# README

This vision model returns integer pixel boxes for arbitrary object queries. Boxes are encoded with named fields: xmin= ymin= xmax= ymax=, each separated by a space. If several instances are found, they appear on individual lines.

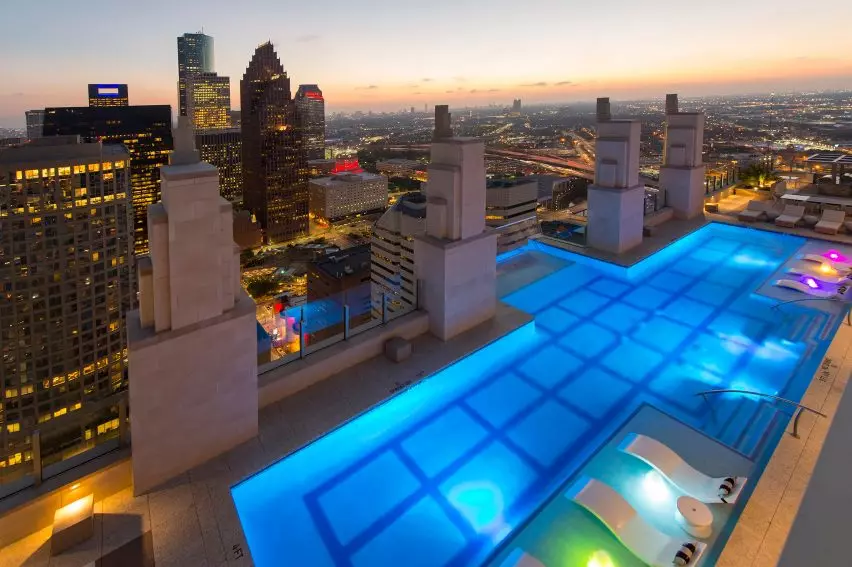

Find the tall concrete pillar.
xmin=586 ymin=98 xmax=645 ymax=254
xmin=128 ymin=117 xmax=258 ymax=495
xmin=660 ymin=93 xmax=707 ymax=219
xmin=414 ymin=106 xmax=497 ymax=340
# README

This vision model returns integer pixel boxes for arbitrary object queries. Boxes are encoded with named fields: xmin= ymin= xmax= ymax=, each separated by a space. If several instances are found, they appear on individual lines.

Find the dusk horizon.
xmin=2 ymin=0 xmax=851 ymax=128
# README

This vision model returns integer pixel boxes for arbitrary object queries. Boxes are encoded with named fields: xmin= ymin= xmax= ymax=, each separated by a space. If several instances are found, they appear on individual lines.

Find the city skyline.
xmin=2 ymin=0 xmax=852 ymax=127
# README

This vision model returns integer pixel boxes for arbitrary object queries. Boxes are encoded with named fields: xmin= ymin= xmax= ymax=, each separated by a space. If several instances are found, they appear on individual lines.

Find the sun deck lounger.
xmin=774 ymin=278 xmax=840 ymax=299
xmin=801 ymin=254 xmax=852 ymax=272
xmin=765 ymin=202 xmax=784 ymax=221
xmin=737 ymin=200 xmax=769 ymax=222
xmin=814 ymin=209 xmax=846 ymax=235
xmin=786 ymin=264 xmax=849 ymax=285
xmin=566 ymin=477 xmax=706 ymax=567
xmin=497 ymin=549 xmax=546 ymax=567
xmin=775 ymin=205 xmax=805 ymax=228
xmin=619 ymin=433 xmax=748 ymax=504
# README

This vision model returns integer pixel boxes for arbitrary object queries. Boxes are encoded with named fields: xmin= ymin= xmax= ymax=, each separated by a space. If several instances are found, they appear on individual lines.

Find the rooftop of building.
xmin=486 ymin=178 xmax=538 ymax=189
xmin=0 ymin=137 xmax=129 ymax=165
xmin=312 ymin=243 xmax=371 ymax=279
xmin=310 ymin=170 xmax=385 ymax=186
xmin=806 ymin=151 xmax=852 ymax=165
xmin=392 ymin=191 xmax=427 ymax=218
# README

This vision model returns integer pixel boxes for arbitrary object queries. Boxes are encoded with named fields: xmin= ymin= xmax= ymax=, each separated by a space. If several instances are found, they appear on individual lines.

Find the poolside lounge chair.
xmin=775 ymin=205 xmax=805 ymax=227
xmin=566 ymin=477 xmax=706 ymax=567
xmin=619 ymin=433 xmax=748 ymax=504
xmin=814 ymin=210 xmax=846 ymax=235
xmin=773 ymin=279 xmax=844 ymax=299
xmin=765 ymin=201 xmax=785 ymax=221
xmin=801 ymin=254 xmax=852 ymax=272
xmin=497 ymin=549 xmax=546 ymax=567
xmin=737 ymin=200 xmax=769 ymax=222
xmin=787 ymin=264 xmax=849 ymax=285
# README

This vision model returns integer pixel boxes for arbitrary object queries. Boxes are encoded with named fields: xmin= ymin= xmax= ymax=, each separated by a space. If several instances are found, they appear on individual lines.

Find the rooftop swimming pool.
xmin=232 ymin=223 xmax=847 ymax=567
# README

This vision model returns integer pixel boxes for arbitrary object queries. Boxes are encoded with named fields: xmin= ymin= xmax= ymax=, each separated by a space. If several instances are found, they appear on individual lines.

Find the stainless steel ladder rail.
xmin=696 ymin=389 xmax=827 ymax=438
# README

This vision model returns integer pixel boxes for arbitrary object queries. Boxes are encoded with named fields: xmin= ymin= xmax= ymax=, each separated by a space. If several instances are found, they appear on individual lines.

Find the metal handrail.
xmin=697 ymin=388 xmax=826 ymax=438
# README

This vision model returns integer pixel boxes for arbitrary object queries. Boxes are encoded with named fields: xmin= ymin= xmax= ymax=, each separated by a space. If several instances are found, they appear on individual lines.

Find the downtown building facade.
xmin=196 ymin=128 xmax=243 ymax=206
xmin=485 ymin=178 xmax=539 ymax=253
xmin=187 ymin=72 xmax=230 ymax=130
xmin=0 ymin=137 xmax=134 ymax=490
xmin=42 ymin=105 xmax=173 ymax=255
xmin=88 ymin=84 xmax=129 ymax=107
xmin=295 ymin=85 xmax=325 ymax=160
xmin=25 ymin=110 xmax=44 ymax=140
xmin=370 ymin=192 xmax=426 ymax=318
xmin=309 ymin=171 xmax=387 ymax=223
xmin=177 ymin=32 xmax=214 ymax=118
xmin=241 ymin=42 xmax=309 ymax=244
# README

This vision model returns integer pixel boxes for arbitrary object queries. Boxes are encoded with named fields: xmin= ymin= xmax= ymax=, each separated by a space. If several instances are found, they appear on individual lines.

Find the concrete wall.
xmin=128 ymin=292 xmax=258 ymax=495
xmin=258 ymin=311 xmax=430 ymax=406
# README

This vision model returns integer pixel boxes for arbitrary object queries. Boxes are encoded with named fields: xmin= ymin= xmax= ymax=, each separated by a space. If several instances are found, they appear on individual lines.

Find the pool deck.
xmin=0 ymin=303 xmax=532 ymax=567
xmin=716 ymin=318 xmax=852 ymax=567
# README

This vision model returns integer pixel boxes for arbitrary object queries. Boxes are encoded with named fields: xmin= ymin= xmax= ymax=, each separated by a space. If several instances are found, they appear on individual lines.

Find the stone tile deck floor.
xmin=0 ymin=304 xmax=532 ymax=567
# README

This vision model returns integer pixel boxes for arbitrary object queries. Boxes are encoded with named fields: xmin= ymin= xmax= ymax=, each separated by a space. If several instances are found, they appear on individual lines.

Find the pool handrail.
xmin=696 ymin=389 xmax=826 ymax=438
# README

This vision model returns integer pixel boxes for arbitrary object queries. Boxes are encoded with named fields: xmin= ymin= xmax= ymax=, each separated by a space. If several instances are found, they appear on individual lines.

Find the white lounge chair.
xmin=773 ymin=278 xmax=842 ymax=299
xmin=566 ymin=477 xmax=706 ymax=567
xmin=619 ymin=433 xmax=748 ymax=504
xmin=814 ymin=210 xmax=846 ymax=235
xmin=802 ymin=253 xmax=852 ymax=272
xmin=775 ymin=205 xmax=805 ymax=227
xmin=497 ymin=549 xmax=546 ymax=567
xmin=737 ymin=200 xmax=769 ymax=222
xmin=786 ymin=264 xmax=849 ymax=285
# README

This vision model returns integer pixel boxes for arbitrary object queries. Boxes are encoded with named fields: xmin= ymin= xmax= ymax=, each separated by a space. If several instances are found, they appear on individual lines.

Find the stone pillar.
xmin=660 ymin=93 xmax=707 ymax=219
xmin=586 ymin=98 xmax=645 ymax=254
xmin=128 ymin=117 xmax=257 ymax=495
xmin=414 ymin=106 xmax=497 ymax=341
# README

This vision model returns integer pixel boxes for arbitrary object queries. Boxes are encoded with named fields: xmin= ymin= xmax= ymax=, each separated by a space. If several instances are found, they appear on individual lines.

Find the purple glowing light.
xmin=824 ymin=250 xmax=847 ymax=262
xmin=804 ymin=277 xmax=819 ymax=289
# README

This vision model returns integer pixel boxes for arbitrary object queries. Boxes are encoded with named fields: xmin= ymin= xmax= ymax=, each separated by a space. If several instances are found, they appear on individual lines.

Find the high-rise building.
xmin=295 ymin=85 xmax=325 ymax=160
xmin=511 ymin=99 xmax=522 ymax=114
xmin=371 ymin=192 xmax=426 ymax=317
xmin=241 ymin=42 xmax=309 ymax=244
xmin=187 ymin=73 xmax=231 ymax=130
xmin=88 ymin=84 xmax=129 ymax=107
xmin=309 ymin=171 xmax=388 ymax=224
xmin=485 ymin=178 xmax=539 ymax=253
xmin=25 ymin=110 xmax=44 ymax=140
xmin=177 ymin=32 xmax=214 ymax=117
xmin=43 ymin=105 xmax=173 ymax=255
xmin=0 ymin=137 xmax=134 ymax=484
xmin=196 ymin=127 xmax=243 ymax=205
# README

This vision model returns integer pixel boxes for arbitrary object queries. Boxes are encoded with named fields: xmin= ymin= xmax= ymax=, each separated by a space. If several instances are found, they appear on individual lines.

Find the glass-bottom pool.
xmin=232 ymin=223 xmax=846 ymax=567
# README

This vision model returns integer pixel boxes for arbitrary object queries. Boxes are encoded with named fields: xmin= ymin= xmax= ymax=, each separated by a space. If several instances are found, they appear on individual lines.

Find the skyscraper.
xmin=43 ymin=105 xmax=173 ymax=255
xmin=196 ymin=127 xmax=243 ymax=205
xmin=177 ymin=32 xmax=214 ymax=117
xmin=0 ymin=137 xmax=134 ymax=485
xmin=295 ymin=85 xmax=325 ymax=160
xmin=241 ymin=42 xmax=309 ymax=244
xmin=187 ymin=72 xmax=231 ymax=130
xmin=88 ymin=84 xmax=129 ymax=107
xmin=25 ymin=110 xmax=44 ymax=140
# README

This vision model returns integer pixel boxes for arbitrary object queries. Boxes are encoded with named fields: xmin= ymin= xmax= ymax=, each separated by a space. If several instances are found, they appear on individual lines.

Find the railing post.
xmin=343 ymin=305 xmax=350 ymax=340
xmin=382 ymin=293 xmax=389 ymax=325
xmin=32 ymin=430 xmax=42 ymax=487
xmin=791 ymin=407 xmax=802 ymax=438
xmin=299 ymin=307 xmax=306 ymax=358
xmin=118 ymin=396 xmax=128 ymax=447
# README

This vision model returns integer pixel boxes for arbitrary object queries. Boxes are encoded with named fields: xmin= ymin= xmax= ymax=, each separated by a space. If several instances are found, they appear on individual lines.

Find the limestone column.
xmin=586 ymin=98 xmax=645 ymax=254
xmin=659 ymin=94 xmax=707 ymax=219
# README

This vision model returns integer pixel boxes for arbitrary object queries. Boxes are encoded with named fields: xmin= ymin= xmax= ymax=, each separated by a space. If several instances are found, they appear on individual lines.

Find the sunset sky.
xmin=2 ymin=0 xmax=851 ymax=128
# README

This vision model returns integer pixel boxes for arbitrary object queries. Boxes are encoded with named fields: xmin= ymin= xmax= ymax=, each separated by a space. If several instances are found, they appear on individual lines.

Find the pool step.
xmin=700 ymin=397 xmax=782 ymax=460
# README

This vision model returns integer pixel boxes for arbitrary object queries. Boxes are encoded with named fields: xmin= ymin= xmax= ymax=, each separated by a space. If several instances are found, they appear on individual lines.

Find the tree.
xmin=739 ymin=163 xmax=778 ymax=188
xmin=246 ymin=277 xmax=278 ymax=299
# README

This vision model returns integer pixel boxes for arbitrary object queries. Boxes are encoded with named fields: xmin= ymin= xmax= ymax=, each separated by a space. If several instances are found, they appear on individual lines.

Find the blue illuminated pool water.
xmin=232 ymin=223 xmax=846 ymax=567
